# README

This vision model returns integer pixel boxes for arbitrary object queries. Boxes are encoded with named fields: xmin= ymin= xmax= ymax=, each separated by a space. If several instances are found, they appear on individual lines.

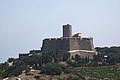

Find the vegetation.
xmin=94 ymin=46 xmax=120 ymax=65
xmin=41 ymin=63 xmax=71 ymax=75
xmin=75 ymin=67 xmax=120 ymax=80
xmin=0 ymin=46 xmax=120 ymax=80
xmin=41 ymin=63 xmax=63 ymax=75
xmin=0 ymin=69 xmax=4 ymax=79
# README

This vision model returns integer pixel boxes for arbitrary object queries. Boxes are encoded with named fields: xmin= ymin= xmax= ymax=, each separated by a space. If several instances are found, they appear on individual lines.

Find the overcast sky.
xmin=0 ymin=0 xmax=120 ymax=63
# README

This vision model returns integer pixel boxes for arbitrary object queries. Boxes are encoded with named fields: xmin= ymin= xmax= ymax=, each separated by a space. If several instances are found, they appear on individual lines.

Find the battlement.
xmin=44 ymin=36 xmax=84 ymax=41
xmin=44 ymin=36 xmax=93 ymax=41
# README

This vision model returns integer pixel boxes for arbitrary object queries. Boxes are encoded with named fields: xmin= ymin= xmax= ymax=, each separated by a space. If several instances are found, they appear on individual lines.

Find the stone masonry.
xmin=41 ymin=24 xmax=97 ymax=59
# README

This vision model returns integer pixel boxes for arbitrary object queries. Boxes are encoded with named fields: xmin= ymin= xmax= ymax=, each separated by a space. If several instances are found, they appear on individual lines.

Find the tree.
xmin=41 ymin=63 xmax=63 ymax=75
xmin=75 ymin=54 xmax=81 ymax=62
xmin=63 ymin=52 xmax=70 ymax=61
xmin=0 ymin=69 xmax=4 ymax=79
xmin=7 ymin=58 xmax=14 ymax=63
xmin=64 ymin=67 xmax=71 ymax=74
xmin=42 ymin=52 xmax=52 ymax=64
xmin=94 ymin=46 xmax=120 ymax=66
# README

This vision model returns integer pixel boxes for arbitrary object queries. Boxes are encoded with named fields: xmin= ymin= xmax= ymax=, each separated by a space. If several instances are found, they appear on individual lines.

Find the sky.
xmin=0 ymin=0 xmax=120 ymax=63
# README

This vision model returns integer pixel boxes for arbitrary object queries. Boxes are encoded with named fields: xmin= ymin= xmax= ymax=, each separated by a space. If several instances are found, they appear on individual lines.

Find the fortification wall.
xmin=69 ymin=37 xmax=94 ymax=51
xmin=70 ymin=50 xmax=95 ymax=59
xmin=41 ymin=38 xmax=70 ymax=53
xmin=41 ymin=37 xmax=94 ymax=52
xmin=69 ymin=38 xmax=81 ymax=50
xmin=41 ymin=37 xmax=96 ymax=59
xmin=80 ymin=38 xmax=94 ymax=51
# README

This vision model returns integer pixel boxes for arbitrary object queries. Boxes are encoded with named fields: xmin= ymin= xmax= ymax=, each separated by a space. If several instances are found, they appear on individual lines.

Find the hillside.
xmin=0 ymin=46 xmax=120 ymax=80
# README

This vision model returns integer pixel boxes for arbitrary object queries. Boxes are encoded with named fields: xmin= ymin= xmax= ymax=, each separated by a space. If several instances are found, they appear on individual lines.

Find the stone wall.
xmin=41 ymin=24 xmax=96 ymax=59
xmin=41 ymin=37 xmax=94 ymax=53
xmin=70 ymin=50 xmax=95 ymax=59
xmin=69 ymin=37 xmax=94 ymax=51
xmin=41 ymin=38 xmax=70 ymax=53
xmin=41 ymin=37 xmax=96 ymax=59
xmin=63 ymin=24 xmax=72 ymax=37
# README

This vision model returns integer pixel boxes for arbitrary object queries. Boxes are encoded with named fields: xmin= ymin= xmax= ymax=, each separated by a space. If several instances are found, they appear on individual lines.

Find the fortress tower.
xmin=63 ymin=24 xmax=72 ymax=37
xmin=41 ymin=24 xmax=97 ymax=59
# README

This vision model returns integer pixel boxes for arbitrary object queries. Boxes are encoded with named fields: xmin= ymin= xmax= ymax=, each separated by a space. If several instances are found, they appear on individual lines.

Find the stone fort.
xmin=41 ymin=24 xmax=97 ymax=59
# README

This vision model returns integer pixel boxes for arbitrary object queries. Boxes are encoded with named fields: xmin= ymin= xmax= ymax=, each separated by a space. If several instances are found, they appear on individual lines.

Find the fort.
xmin=41 ymin=24 xmax=97 ymax=59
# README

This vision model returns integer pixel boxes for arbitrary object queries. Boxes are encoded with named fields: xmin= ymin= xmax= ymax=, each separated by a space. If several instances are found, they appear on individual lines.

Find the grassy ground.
xmin=75 ymin=66 xmax=120 ymax=80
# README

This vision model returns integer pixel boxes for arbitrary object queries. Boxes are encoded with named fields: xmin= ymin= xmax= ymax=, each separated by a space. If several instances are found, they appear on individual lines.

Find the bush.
xmin=41 ymin=63 xmax=63 ymax=75
xmin=64 ymin=67 xmax=71 ymax=74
